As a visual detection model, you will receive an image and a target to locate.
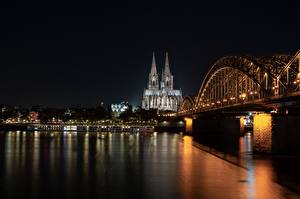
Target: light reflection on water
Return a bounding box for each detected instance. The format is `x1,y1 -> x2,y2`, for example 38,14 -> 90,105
239,132 -> 253,154
0,131 -> 299,199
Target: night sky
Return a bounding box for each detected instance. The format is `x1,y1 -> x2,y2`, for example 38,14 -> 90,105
1,0 -> 300,107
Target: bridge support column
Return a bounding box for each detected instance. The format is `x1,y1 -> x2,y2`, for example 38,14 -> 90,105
253,113 -> 300,154
253,113 -> 272,153
272,115 -> 300,154
184,117 -> 193,133
192,116 -> 240,136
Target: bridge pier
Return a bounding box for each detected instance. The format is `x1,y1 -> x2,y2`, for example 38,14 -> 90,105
253,113 -> 272,153
176,110 -> 300,154
189,115 -> 241,151
252,113 -> 300,154
192,115 -> 241,137
182,111 -> 300,154
184,117 -> 193,133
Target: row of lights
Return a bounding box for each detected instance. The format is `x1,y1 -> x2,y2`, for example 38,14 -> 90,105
293,79 -> 300,84
179,71 -> 300,114
178,90 -> 260,113
201,91 -> 259,108
272,78 -> 300,89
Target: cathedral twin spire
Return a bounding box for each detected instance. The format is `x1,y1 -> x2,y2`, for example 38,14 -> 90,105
150,52 -> 158,76
148,52 -> 173,90
142,51 -> 182,111
164,52 -> 171,75
148,52 -> 159,89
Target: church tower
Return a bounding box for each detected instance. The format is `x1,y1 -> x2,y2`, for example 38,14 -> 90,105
148,52 -> 159,90
161,52 -> 174,90
142,52 -> 182,111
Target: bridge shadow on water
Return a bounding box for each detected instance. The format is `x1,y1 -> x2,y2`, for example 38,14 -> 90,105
191,131 -> 300,194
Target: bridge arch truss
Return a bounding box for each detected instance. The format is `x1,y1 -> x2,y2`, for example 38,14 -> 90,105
179,51 -> 300,114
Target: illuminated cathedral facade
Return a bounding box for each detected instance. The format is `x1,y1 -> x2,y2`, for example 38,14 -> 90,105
142,52 -> 182,111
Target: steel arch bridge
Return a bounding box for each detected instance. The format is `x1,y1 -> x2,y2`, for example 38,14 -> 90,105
178,96 -> 195,112
178,50 -> 300,115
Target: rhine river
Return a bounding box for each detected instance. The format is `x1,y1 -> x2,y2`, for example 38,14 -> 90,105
0,131 -> 300,199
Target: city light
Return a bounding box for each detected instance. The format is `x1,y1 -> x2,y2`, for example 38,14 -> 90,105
1,2 -> 300,198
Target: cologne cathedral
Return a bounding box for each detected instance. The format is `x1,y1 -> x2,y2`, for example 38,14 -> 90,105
142,52 -> 182,111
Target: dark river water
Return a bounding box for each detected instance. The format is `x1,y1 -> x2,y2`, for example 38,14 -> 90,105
0,131 -> 300,199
